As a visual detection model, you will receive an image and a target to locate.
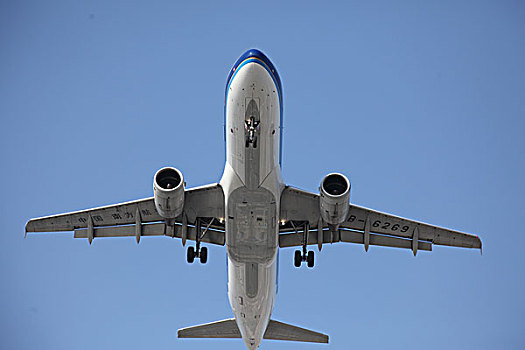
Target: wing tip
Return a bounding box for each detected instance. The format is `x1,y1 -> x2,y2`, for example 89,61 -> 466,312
478,237 -> 483,256
475,235 -> 482,255
24,220 -> 32,237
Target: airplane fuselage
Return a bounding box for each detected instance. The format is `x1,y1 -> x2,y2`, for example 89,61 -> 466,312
220,51 -> 284,349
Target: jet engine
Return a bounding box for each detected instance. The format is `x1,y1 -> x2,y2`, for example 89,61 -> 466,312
153,167 -> 185,219
319,173 -> 350,226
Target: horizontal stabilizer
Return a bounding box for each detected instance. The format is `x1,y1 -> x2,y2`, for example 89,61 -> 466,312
177,319 -> 241,338
264,320 -> 329,343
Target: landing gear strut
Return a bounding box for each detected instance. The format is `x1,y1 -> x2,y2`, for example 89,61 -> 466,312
293,222 -> 315,268
186,218 -> 211,264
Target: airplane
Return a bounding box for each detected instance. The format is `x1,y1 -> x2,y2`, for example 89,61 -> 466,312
25,49 -> 482,349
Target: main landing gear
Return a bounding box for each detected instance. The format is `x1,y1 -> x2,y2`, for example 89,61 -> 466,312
186,218 -> 210,264
294,250 -> 314,268
293,222 -> 315,268
187,246 -> 207,264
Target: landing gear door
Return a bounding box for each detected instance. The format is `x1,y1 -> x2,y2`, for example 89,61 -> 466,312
245,97 -> 260,120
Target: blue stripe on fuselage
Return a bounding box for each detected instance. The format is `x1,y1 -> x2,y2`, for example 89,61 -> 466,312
224,49 -> 283,166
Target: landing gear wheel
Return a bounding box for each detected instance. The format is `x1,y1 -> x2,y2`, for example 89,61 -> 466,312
307,251 -> 315,268
294,250 -> 302,267
187,246 -> 195,264
200,247 -> 208,264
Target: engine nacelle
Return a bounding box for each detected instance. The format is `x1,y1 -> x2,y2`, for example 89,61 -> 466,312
153,167 -> 185,219
319,173 -> 351,226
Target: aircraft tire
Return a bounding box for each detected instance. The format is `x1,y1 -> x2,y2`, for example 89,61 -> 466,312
307,251 -> 314,268
187,246 -> 195,263
294,250 -> 302,267
200,247 -> 208,264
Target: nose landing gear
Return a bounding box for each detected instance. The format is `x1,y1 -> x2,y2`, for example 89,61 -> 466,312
245,116 -> 260,148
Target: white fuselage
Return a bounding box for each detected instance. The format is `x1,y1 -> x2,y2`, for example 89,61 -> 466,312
220,58 -> 284,349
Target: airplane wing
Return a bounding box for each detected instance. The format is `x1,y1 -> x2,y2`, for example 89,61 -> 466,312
25,184 -> 225,245
279,186 -> 482,255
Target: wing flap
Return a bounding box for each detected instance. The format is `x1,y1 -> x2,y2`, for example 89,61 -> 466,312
340,230 -> 432,251
73,222 -> 225,245
279,229 -> 431,251
74,223 -> 165,238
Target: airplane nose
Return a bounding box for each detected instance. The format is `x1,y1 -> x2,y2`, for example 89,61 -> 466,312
226,49 -> 282,98
240,49 -> 278,76
242,49 -> 271,64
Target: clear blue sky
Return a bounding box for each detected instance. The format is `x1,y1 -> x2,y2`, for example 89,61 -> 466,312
2,1 -> 524,349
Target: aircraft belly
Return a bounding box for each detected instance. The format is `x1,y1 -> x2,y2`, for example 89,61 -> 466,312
226,186 -> 277,264
221,59 -> 283,350
225,62 -> 281,186
228,257 -> 277,348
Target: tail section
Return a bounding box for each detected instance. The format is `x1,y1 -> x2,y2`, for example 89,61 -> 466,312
178,318 -> 328,344
177,318 -> 241,339
264,320 -> 329,343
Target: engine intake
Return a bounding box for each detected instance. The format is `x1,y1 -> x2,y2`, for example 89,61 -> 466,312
153,167 -> 185,219
319,173 -> 350,225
